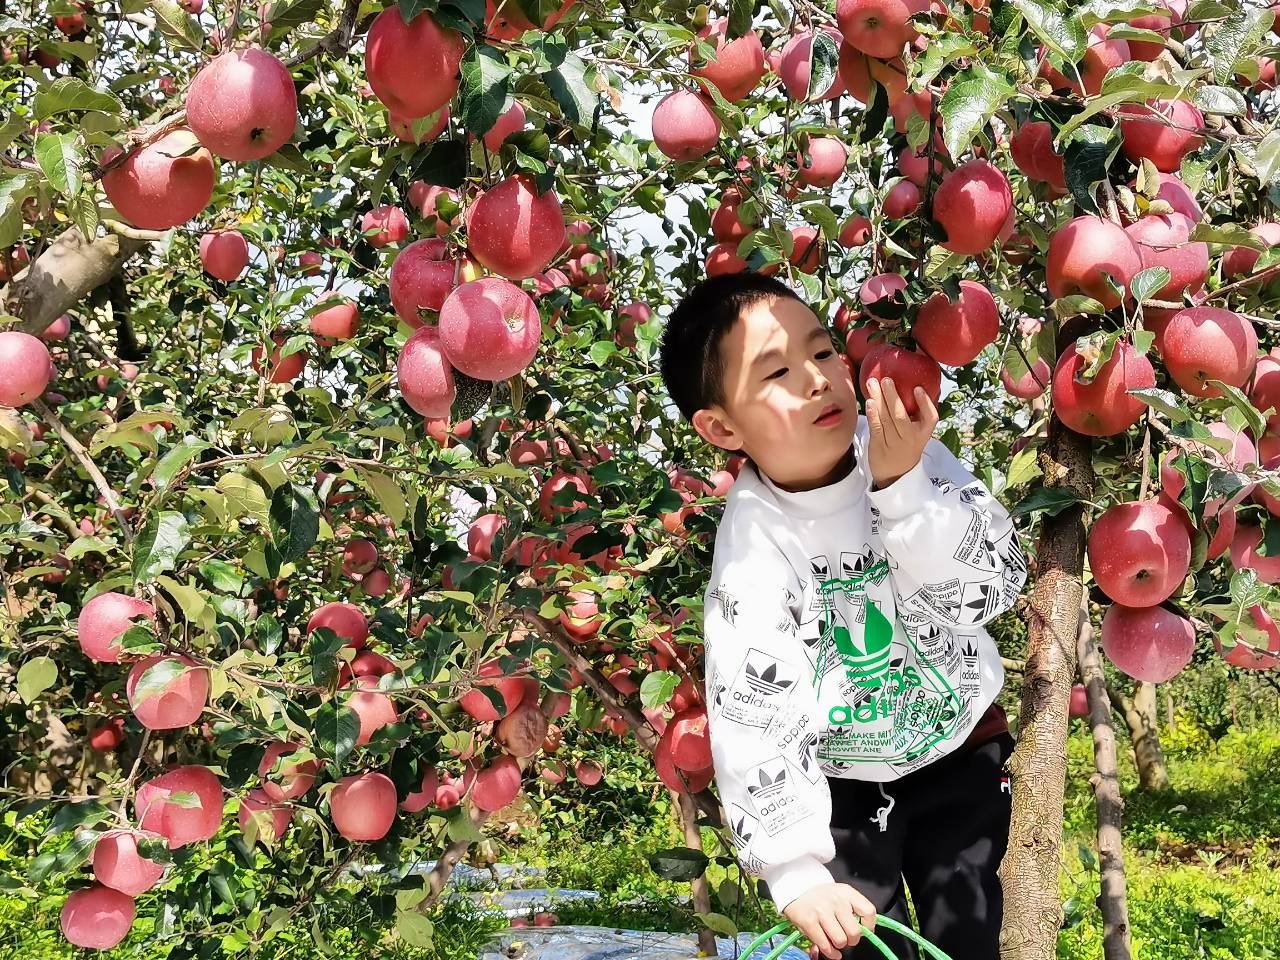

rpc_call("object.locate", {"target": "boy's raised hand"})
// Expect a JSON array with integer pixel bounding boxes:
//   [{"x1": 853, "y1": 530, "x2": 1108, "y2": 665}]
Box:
[
  {"x1": 782, "y1": 882, "x2": 878, "y2": 959},
  {"x1": 864, "y1": 377, "x2": 939, "y2": 491}
]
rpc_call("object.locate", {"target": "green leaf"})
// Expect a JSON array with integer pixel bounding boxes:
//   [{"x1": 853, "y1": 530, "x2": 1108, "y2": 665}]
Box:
[
  {"x1": 1194, "y1": 84, "x2": 1248, "y2": 117},
  {"x1": 1011, "y1": 486, "x2": 1085, "y2": 518},
  {"x1": 937, "y1": 63, "x2": 1015, "y2": 160},
  {"x1": 156, "y1": 575, "x2": 209, "y2": 625},
  {"x1": 266, "y1": 0, "x2": 324, "y2": 37},
  {"x1": 588, "y1": 340, "x2": 617, "y2": 365},
  {"x1": 149, "y1": 0, "x2": 203, "y2": 50},
  {"x1": 262, "y1": 143, "x2": 310, "y2": 174},
  {"x1": 459, "y1": 46, "x2": 513, "y2": 137},
  {"x1": 1208, "y1": 380, "x2": 1269, "y2": 438},
  {"x1": 647, "y1": 846, "x2": 709, "y2": 881},
  {"x1": 1012, "y1": 0, "x2": 1087, "y2": 61},
  {"x1": 132, "y1": 510, "x2": 191, "y2": 583},
  {"x1": 268, "y1": 483, "x2": 319, "y2": 563},
  {"x1": 35, "y1": 132, "x2": 83, "y2": 199},
  {"x1": 639, "y1": 670, "x2": 679, "y2": 709},
  {"x1": 17, "y1": 657, "x2": 57, "y2": 704},
  {"x1": 1063, "y1": 125, "x2": 1120, "y2": 215},
  {"x1": 130, "y1": 657, "x2": 189, "y2": 707},
  {"x1": 396, "y1": 911, "x2": 435, "y2": 948},
  {"x1": 314, "y1": 703, "x2": 360, "y2": 763},
  {"x1": 68, "y1": 192, "x2": 98, "y2": 242},
  {"x1": 1189, "y1": 222, "x2": 1268, "y2": 249},
  {"x1": 256, "y1": 613, "x2": 283, "y2": 654},
  {"x1": 1130, "y1": 266, "x2": 1172, "y2": 304},
  {"x1": 43, "y1": 800, "x2": 108, "y2": 838},
  {"x1": 358, "y1": 467, "x2": 407, "y2": 526},
  {"x1": 1203, "y1": 3, "x2": 1273, "y2": 84},
  {"x1": 34, "y1": 77, "x2": 123, "y2": 119},
  {"x1": 216, "y1": 473, "x2": 272, "y2": 527},
  {"x1": 153, "y1": 437, "x2": 210, "y2": 492},
  {"x1": 1128, "y1": 386, "x2": 1191, "y2": 422},
  {"x1": 697, "y1": 912, "x2": 739, "y2": 937},
  {"x1": 808, "y1": 30, "x2": 839, "y2": 100},
  {"x1": 1251, "y1": 130, "x2": 1280, "y2": 188},
  {"x1": 411, "y1": 139, "x2": 467, "y2": 189},
  {"x1": 545, "y1": 51, "x2": 597, "y2": 128}
]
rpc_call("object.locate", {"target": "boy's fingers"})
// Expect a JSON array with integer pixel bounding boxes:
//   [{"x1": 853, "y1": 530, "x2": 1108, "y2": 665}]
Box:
[
  {"x1": 915, "y1": 386, "x2": 939, "y2": 430},
  {"x1": 880, "y1": 378, "x2": 907, "y2": 439},
  {"x1": 818, "y1": 915, "x2": 850, "y2": 958}
]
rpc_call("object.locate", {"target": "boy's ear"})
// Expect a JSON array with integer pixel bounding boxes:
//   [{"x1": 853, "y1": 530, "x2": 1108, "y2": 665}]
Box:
[{"x1": 692, "y1": 406, "x2": 745, "y2": 452}]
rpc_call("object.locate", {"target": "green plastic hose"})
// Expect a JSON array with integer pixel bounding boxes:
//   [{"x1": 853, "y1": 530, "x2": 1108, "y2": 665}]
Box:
[{"x1": 739, "y1": 915, "x2": 954, "y2": 960}]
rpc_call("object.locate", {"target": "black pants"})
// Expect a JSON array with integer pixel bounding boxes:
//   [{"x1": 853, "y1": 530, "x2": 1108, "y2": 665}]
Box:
[{"x1": 825, "y1": 733, "x2": 1015, "y2": 960}]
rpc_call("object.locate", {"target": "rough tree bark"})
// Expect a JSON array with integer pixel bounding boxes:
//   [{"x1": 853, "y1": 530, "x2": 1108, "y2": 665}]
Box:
[
  {"x1": 999, "y1": 318, "x2": 1094, "y2": 960},
  {"x1": 1105, "y1": 680, "x2": 1170, "y2": 792},
  {"x1": 1077, "y1": 597, "x2": 1131, "y2": 960},
  {"x1": 5, "y1": 228, "x2": 149, "y2": 335},
  {"x1": 674, "y1": 789, "x2": 719, "y2": 957}
]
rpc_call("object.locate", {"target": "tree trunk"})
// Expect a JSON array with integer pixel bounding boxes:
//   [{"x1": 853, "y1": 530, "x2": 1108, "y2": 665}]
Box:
[
  {"x1": 5, "y1": 227, "x2": 149, "y2": 335},
  {"x1": 674, "y1": 789, "x2": 719, "y2": 957},
  {"x1": 1000, "y1": 318, "x2": 1094, "y2": 960},
  {"x1": 1077, "y1": 598, "x2": 1131, "y2": 960},
  {"x1": 1106, "y1": 681, "x2": 1169, "y2": 792}
]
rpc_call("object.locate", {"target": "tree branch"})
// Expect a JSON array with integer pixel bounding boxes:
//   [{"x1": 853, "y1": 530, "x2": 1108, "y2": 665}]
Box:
[{"x1": 32, "y1": 398, "x2": 134, "y2": 546}]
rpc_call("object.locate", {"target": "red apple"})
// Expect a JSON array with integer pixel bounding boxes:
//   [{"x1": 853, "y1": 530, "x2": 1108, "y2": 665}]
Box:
[
  {"x1": 651, "y1": 89, "x2": 721, "y2": 161},
  {"x1": 306, "y1": 601, "x2": 369, "y2": 648},
  {"x1": 1159, "y1": 307, "x2": 1257, "y2": 398},
  {"x1": 309, "y1": 291, "x2": 360, "y2": 344},
  {"x1": 438, "y1": 277, "x2": 541, "y2": 381},
  {"x1": 1051, "y1": 339, "x2": 1154, "y2": 436},
  {"x1": 482, "y1": 101, "x2": 525, "y2": 151},
  {"x1": 1087, "y1": 499, "x2": 1190, "y2": 606},
  {"x1": 199, "y1": 230, "x2": 249, "y2": 282},
  {"x1": 364, "y1": 8, "x2": 465, "y2": 120},
  {"x1": 1220, "y1": 222, "x2": 1280, "y2": 279},
  {"x1": 1069, "y1": 684, "x2": 1089, "y2": 718},
  {"x1": 883, "y1": 179, "x2": 921, "y2": 218},
  {"x1": 135, "y1": 765, "x2": 223, "y2": 848},
  {"x1": 467, "y1": 513, "x2": 507, "y2": 561},
  {"x1": 1100, "y1": 603, "x2": 1195, "y2": 682},
  {"x1": 89, "y1": 716, "x2": 127, "y2": 751},
  {"x1": 251, "y1": 331, "x2": 307, "y2": 384},
  {"x1": 397, "y1": 325, "x2": 456, "y2": 419},
  {"x1": 689, "y1": 18, "x2": 766, "y2": 102},
  {"x1": 1046, "y1": 215, "x2": 1143, "y2": 309},
  {"x1": 1001, "y1": 359, "x2": 1051, "y2": 399},
  {"x1": 837, "y1": 0, "x2": 928, "y2": 59},
  {"x1": 345, "y1": 675, "x2": 399, "y2": 745},
  {"x1": 796, "y1": 136, "x2": 848, "y2": 188},
  {"x1": 361, "y1": 205, "x2": 410, "y2": 248},
  {"x1": 1230, "y1": 524, "x2": 1280, "y2": 583},
  {"x1": 0, "y1": 331, "x2": 52, "y2": 408},
  {"x1": 61, "y1": 885, "x2": 135, "y2": 950},
  {"x1": 839, "y1": 215, "x2": 872, "y2": 247},
  {"x1": 1009, "y1": 121, "x2": 1066, "y2": 189},
  {"x1": 389, "y1": 106, "x2": 449, "y2": 143},
  {"x1": 330, "y1": 770, "x2": 397, "y2": 841},
  {"x1": 706, "y1": 242, "x2": 748, "y2": 276},
  {"x1": 1038, "y1": 24, "x2": 1129, "y2": 97},
  {"x1": 1124, "y1": 213, "x2": 1208, "y2": 304},
  {"x1": 465, "y1": 175, "x2": 566, "y2": 280},
  {"x1": 859, "y1": 343, "x2": 942, "y2": 417},
  {"x1": 912, "y1": 280, "x2": 999, "y2": 367},
  {"x1": 186, "y1": 46, "x2": 297, "y2": 161},
  {"x1": 101, "y1": 129, "x2": 216, "y2": 230},
  {"x1": 1118, "y1": 99, "x2": 1204, "y2": 173},
  {"x1": 238, "y1": 788, "x2": 293, "y2": 844},
  {"x1": 778, "y1": 29, "x2": 847, "y2": 101},
  {"x1": 127, "y1": 655, "x2": 209, "y2": 730},
  {"x1": 931, "y1": 159, "x2": 1012, "y2": 255},
  {"x1": 574, "y1": 759, "x2": 603, "y2": 785},
  {"x1": 93, "y1": 829, "x2": 164, "y2": 896},
  {"x1": 77, "y1": 591, "x2": 156, "y2": 663},
  {"x1": 258, "y1": 741, "x2": 320, "y2": 802}
]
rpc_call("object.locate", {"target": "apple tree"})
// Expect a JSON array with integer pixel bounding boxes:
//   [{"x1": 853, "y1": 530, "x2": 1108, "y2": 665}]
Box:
[{"x1": 1, "y1": 0, "x2": 1279, "y2": 958}]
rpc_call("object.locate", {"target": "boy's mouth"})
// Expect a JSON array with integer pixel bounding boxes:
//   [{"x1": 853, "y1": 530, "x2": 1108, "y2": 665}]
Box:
[{"x1": 814, "y1": 403, "x2": 843, "y2": 426}]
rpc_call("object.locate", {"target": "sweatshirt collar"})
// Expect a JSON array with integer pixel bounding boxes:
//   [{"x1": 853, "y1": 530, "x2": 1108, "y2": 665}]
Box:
[{"x1": 748, "y1": 421, "x2": 871, "y2": 518}]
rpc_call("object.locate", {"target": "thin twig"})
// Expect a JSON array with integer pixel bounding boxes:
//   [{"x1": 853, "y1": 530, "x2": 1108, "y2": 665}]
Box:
[{"x1": 33, "y1": 398, "x2": 134, "y2": 546}]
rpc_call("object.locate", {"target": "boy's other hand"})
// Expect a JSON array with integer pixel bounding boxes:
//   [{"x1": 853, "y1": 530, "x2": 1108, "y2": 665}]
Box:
[
  {"x1": 782, "y1": 882, "x2": 878, "y2": 960},
  {"x1": 865, "y1": 376, "x2": 939, "y2": 491}
]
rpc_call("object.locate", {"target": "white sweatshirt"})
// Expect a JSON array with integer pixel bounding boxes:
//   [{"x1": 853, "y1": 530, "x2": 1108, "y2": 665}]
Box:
[{"x1": 701, "y1": 418, "x2": 1027, "y2": 912}]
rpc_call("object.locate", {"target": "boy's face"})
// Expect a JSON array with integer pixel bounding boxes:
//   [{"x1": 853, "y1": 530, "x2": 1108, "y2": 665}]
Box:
[{"x1": 692, "y1": 296, "x2": 859, "y2": 491}]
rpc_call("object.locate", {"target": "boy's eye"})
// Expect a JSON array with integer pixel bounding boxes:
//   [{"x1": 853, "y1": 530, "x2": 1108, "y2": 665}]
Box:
[
  {"x1": 815, "y1": 350, "x2": 833, "y2": 360},
  {"x1": 766, "y1": 367, "x2": 788, "y2": 380}
]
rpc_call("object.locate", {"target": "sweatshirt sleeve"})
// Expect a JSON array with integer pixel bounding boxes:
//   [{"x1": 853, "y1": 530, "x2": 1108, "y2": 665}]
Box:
[
  {"x1": 866, "y1": 437, "x2": 1028, "y2": 629},
  {"x1": 702, "y1": 547, "x2": 836, "y2": 913}
]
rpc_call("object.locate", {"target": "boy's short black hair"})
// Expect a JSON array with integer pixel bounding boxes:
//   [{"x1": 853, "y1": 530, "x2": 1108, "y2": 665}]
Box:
[{"x1": 659, "y1": 272, "x2": 803, "y2": 422}]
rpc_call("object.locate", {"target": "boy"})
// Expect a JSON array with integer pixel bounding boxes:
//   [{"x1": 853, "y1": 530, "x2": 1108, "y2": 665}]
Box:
[{"x1": 658, "y1": 273, "x2": 1027, "y2": 960}]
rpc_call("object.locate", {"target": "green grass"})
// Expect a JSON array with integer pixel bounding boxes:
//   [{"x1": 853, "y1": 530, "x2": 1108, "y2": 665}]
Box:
[{"x1": 4, "y1": 721, "x2": 1280, "y2": 959}]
